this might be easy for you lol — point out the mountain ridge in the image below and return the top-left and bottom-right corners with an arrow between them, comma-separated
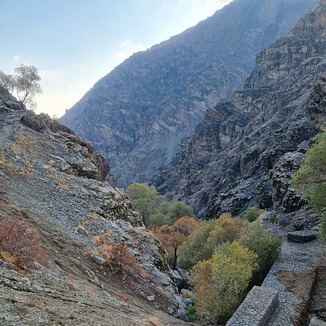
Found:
154,0 -> 326,220
61,0 -> 317,187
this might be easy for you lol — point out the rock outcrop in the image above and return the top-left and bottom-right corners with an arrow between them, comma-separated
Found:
0,96 -> 188,322
61,0 -> 317,187
154,0 -> 326,219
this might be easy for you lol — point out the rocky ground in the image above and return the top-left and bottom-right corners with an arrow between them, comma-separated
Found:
0,195 -> 190,326
0,104 -> 191,325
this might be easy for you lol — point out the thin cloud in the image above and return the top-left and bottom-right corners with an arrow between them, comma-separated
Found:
112,39 -> 145,63
40,69 -> 68,81
10,55 -> 23,70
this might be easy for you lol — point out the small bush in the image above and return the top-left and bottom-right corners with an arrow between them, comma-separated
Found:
186,305 -> 198,322
241,206 -> 263,222
0,220 -> 48,270
92,233 -> 152,287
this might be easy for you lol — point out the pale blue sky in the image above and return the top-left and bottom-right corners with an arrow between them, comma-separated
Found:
0,0 -> 232,116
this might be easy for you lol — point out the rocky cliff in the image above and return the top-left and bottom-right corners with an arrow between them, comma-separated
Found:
61,0 -> 317,187
154,0 -> 326,220
0,92 -> 190,324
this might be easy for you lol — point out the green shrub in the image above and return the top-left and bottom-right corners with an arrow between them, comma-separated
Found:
292,131 -> 326,239
186,305 -> 198,322
239,222 -> 282,272
178,220 -> 213,270
241,206 -> 263,222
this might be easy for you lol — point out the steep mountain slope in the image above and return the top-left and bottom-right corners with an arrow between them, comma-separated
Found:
154,0 -> 326,219
0,91 -> 189,324
61,0 -> 317,187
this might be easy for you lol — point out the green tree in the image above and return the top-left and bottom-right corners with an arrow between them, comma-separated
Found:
178,219 -> 214,270
178,214 -> 247,270
239,222 -> 281,273
167,200 -> 195,224
127,183 -> 158,225
191,241 -> 258,323
0,64 -> 42,109
292,131 -> 326,239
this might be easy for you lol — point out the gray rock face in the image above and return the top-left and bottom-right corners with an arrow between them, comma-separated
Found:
154,1 -> 326,218
0,94 -> 187,319
287,230 -> 318,243
21,110 -> 111,182
61,0 -> 317,187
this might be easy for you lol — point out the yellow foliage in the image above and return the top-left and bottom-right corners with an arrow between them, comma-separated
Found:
207,213 -> 248,248
191,241 -> 258,323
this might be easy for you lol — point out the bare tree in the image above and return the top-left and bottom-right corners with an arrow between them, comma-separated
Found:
0,64 -> 42,109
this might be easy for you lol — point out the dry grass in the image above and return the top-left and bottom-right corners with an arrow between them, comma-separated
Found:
145,316 -> 162,326
0,220 -> 49,270
91,232 -> 153,288
58,180 -> 69,191
91,212 -> 100,220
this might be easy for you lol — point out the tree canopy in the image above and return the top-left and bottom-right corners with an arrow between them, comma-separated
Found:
127,183 -> 195,226
292,131 -> 326,238
0,64 -> 42,109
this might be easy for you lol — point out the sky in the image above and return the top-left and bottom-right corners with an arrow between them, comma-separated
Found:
0,0 -> 233,117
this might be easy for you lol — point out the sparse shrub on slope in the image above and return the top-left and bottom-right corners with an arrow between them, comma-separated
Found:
0,220 -> 48,270
292,131 -> 326,239
241,206 -> 265,222
92,232 -> 152,287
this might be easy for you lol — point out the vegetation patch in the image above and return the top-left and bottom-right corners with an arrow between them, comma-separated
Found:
92,232 -> 153,288
0,220 -> 49,270
292,131 -> 326,240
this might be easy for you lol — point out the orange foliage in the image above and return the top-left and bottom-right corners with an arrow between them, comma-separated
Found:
0,220 -> 49,270
151,216 -> 198,269
92,233 -> 153,288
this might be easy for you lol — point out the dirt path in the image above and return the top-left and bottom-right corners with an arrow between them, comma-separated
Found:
0,107 -> 23,148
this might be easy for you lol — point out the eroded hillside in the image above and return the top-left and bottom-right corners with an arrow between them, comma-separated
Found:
0,88 -> 190,325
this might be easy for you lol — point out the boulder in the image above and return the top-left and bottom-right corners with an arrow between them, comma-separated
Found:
287,230 -> 318,243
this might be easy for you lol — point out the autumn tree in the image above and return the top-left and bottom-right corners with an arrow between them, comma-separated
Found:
178,213 -> 248,270
191,241 -> 258,323
206,213 -> 248,251
152,217 -> 198,269
0,64 -> 42,109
